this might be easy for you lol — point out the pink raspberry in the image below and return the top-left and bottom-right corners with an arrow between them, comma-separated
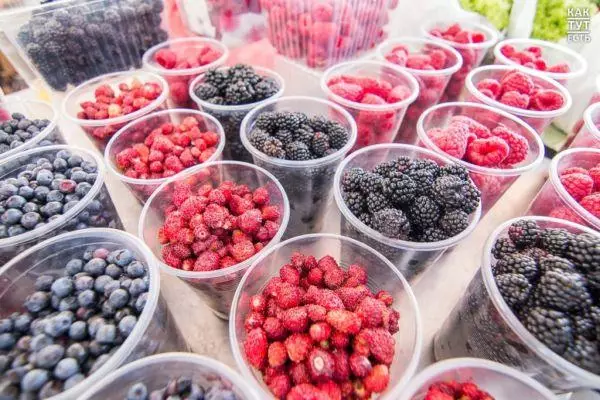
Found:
450,116 -> 491,138
500,44 -> 516,58
548,63 -> 570,73
531,89 -> 565,111
560,173 -> 593,201
428,49 -> 447,70
588,166 -> 600,190
155,49 -> 177,69
387,85 -> 412,103
561,167 -> 589,176
406,54 -> 431,70
328,82 -> 364,102
499,91 -> 530,109
427,126 -> 468,159
491,125 -> 529,165
500,70 -> 535,95
475,79 -> 502,99
581,193 -> 600,218
549,206 -> 586,225
466,137 -> 510,167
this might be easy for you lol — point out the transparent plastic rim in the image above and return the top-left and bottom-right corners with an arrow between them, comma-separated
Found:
0,228 -> 160,400
465,65 -> 573,119
188,66 -> 285,112
80,352 -> 260,400
62,70 -> 169,127
421,19 -> 500,50
240,96 -> 358,168
333,143 -> 482,251
138,160 -> 290,279
583,102 -> 600,141
0,145 -> 105,247
142,37 -> 229,77
320,60 -> 420,111
229,233 -> 423,399
416,101 -> 545,176
493,38 -> 588,81
375,37 -> 463,77
104,109 -> 226,186
482,216 -> 600,389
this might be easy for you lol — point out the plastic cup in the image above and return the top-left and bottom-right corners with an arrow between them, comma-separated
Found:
142,38 -> 229,109
398,358 -> 556,400
570,102 -> 600,149
333,144 -> 482,280
105,109 -> 226,204
376,37 -> 463,144
139,161 -> 290,319
434,216 -> 600,393
321,60 -> 419,150
0,145 -> 123,265
417,102 -> 545,214
240,96 -> 357,237
62,70 -> 169,152
0,228 -> 189,400
465,65 -> 573,134
229,233 -> 422,399
80,352 -> 259,400
189,66 -> 285,163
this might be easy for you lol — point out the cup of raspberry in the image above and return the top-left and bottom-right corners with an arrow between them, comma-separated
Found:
333,144 -> 482,280
570,103 -> 600,149
434,216 -> 600,393
63,71 -> 169,152
143,38 -> 228,109
139,161 -> 290,319
321,61 -> 419,150
105,109 -> 225,204
417,102 -> 544,214
229,233 -> 422,399
465,65 -> 572,134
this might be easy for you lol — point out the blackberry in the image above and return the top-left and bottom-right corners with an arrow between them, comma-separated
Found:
293,125 -> 315,146
563,337 -> 600,374
439,209 -> 469,237
439,164 -> 470,181
373,157 -> 411,178
371,208 -> 411,239
491,237 -> 518,260
494,253 -> 538,282
572,313 -> 596,340
565,233 -> 600,272
308,115 -> 329,133
408,196 -> 440,229
248,129 -> 269,151
419,227 -> 449,242
524,306 -> 574,355
540,228 -> 572,256
285,141 -> 311,161
255,78 -> 279,100
326,122 -> 349,149
382,172 -> 416,205
342,191 -> 365,216
536,270 -> 592,312
496,273 -> 532,308
341,168 -> 365,192
365,191 -> 390,214
508,220 -> 541,248
262,138 -> 285,159
193,83 -> 218,100
461,184 -> 482,214
432,175 -> 477,210
275,112 -> 302,132
206,96 -> 224,105
228,64 -> 257,81
204,69 -> 229,90
274,129 -> 293,146
521,247 -> 549,264
224,80 -> 256,105
407,159 -> 440,176
539,255 -> 577,275
254,112 -> 277,133
311,132 -> 330,157
360,172 -> 385,193
358,213 -> 372,227
403,168 -> 435,196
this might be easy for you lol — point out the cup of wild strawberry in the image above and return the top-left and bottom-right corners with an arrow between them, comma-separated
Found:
570,103 -> 600,149
139,161 -> 290,319
333,144 -> 482,280
229,233 -> 422,399
376,37 -> 462,144
105,109 -> 225,204
417,102 -> 544,214
465,65 -> 572,134
143,38 -> 228,109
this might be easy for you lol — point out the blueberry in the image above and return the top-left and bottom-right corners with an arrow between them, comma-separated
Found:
25,291 -> 50,313
126,261 -> 146,278
13,314 -> 32,333
63,200 -> 79,213
109,249 -> 134,267
88,340 -> 111,357
74,277 -> 93,294
129,278 -> 147,297
0,144 -> 9,153
21,369 -> 49,392
68,320 -> 87,341
21,202 -> 38,214
35,344 -> 65,368
0,226 -> 6,238
108,288 -> 130,309
0,318 -> 13,333
44,311 -> 73,337
27,125 -> 40,134
83,249 -> 94,261
87,316 -> 106,337
126,382 -> 149,400
188,384 -> 205,399
5,195 -> 25,209
75,182 -> 92,198
77,289 -> 96,308
70,170 -> 87,183
67,155 -> 83,167
36,158 -> 50,167
9,140 -> 22,149
118,315 -> 137,337
64,373 -> 85,390
0,354 -> 9,373
84,258 -> 107,276
53,357 -> 79,380
20,212 -> 41,229
39,380 -> 62,398
40,201 -> 63,217
90,354 -> 110,373
57,150 -> 71,160
54,173 -> 66,180
66,259 -> 84,276
0,131 -> 8,143
66,343 -> 87,364
51,277 -> 73,298
34,275 -> 53,292
59,296 -> 79,312
135,292 -> 149,313
49,179 -> 61,191
101,301 -> 116,318
7,225 -> 25,237
16,335 -> 31,352
95,323 -> 116,344
46,190 -> 64,203
65,193 -> 79,202
0,333 -> 15,350
11,353 -> 27,368
59,179 -> 76,194
1,208 -> 23,225
103,280 -> 121,298
53,157 -> 68,172
93,275 -> 113,293
4,178 -> 18,186
16,119 -> 31,130
17,130 -> 31,140
36,170 -> 53,186
105,264 -> 123,279
30,334 -> 52,352
50,294 -> 61,310
86,173 -> 98,184
33,186 -> 49,201
18,186 -> 34,200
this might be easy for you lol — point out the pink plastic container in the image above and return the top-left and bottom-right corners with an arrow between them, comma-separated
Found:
570,102 -> 600,149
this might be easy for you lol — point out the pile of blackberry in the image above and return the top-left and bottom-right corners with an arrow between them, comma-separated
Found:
124,376 -> 239,400
248,112 -> 349,161
492,219 -> 600,374
0,113 -> 53,155
341,157 -> 481,242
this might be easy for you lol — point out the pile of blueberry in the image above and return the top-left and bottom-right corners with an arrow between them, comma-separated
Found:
0,113 -> 53,156
0,246 -> 150,398
125,376 -> 239,400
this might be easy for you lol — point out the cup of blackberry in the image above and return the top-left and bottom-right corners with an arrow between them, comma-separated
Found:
241,96 -> 357,237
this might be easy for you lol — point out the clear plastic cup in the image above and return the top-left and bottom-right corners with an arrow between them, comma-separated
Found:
417,102 -> 545,214
527,148 -> 600,230
0,145 -> 123,264
189,66 -> 285,163
333,144 -> 482,280
434,216 -> 600,393
422,19 -> 500,102
398,358 -> 556,400
62,70 -> 169,152
465,65 -> 573,134
142,38 -> 229,109
80,352 -> 259,400
320,60 -> 419,150
570,102 -> 600,149
376,37 -> 463,144
105,109 -> 226,204
229,233 -> 422,399
240,96 -> 357,237
139,161 -> 290,319
0,228 -> 189,400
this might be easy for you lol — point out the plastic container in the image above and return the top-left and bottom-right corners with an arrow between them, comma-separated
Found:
241,96 -> 357,237
398,358 -> 556,400
105,109 -> 226,204
465,65 -> 573,134
333,144 -> 482,280
434,216 -> 600,393
139,161 -> 290,319
376,37 -> 463,144
230,233 -> 422,399
142,37 -> 229,109
0,145 -> 123,265
321,60 -> 419,150
62,70 -> 169,152
80,352 -> 259,400
417,102 -> 545,214
189,66 -> 285,162
570,102 -> 600,149
527,148 -> 600,230
0,228 -> 189,400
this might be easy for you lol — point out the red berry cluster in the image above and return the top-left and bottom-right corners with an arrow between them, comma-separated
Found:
500,44 -> 570,74
424,380 -> 495,400
559,165 -> 600,220
158,181 -> 281,271
243,252 -> 399,399
115,116 -> 220,180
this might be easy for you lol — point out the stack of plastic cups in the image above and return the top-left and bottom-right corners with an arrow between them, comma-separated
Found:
333,144 -> 482,280
417,102 -> 545,214
570,102 -> 600,149
230,234 -> 422,399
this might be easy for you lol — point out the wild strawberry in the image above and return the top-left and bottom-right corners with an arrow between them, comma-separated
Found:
335,286 -> 371,311
364,364 -> 390,393
245,311 -> 265,331
285,333 -> 313,362
349,353 -> 372,377
331,349 -> 350,381
280,264 -> 301,285
170,242 -> 192,259
231,240 -> 256,262
581,193 -> 600,218
220,256 -> 237,269
309,322 -> 332,342
330,331 -> 350,349
313,288 -> 345,311
548,63 -> 570,73
326,310 -> 362,334
355,296 -> 387,328
287,384 -> 329,400
276,282 -> 303,309
317,381 -> 342,400
323,266 -> 345,289
307,304 -> 327,322
263,317 -> 286,340
307,268 -> 324,286
229,195 -> 253,216
375,290 -> 394,306
318,255 -> 339,272
193,250 -> 220,271
252,187 -> 270,205
267,374 -> 291,398
238,209 -> 263,234
560,173 -> 593,201
346,264 -> 367,284
203,204 -> 228,229
283,306 -> 309,333
264,277 -> 283,298
267,341 -> 288,368
161,246 -> 182,268
261,205 -> 281,221
355,328 -> 396,364
244,328 -> 268,369
307,348 -> 335,382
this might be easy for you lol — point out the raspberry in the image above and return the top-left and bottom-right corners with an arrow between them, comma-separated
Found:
581,193 -> 600,218
309,322 -> 332,342
193,250 -> 220,271
427,126 -> 468,159
244,328 -> 268,369
263,317 -> 286,340
354,328 -> 395,364
285,333 -> 313,362
328,82 -> 364,102
335,286 -> 370,311
323,266 -> 345,289
356,297 -> 387,328
268,341 -> 288,367
349,354 -> 372,377
387,85 -> 413,103
406,54 -> 431,69
500,70 -> 534,95
307,348 -> 335,382
238,209 -> 263,234
531,89 -> 565,111
548,63 -> 570,73
276,282 -> 303,309
450,115 -> 491,139
560,173 -> 593,201
466,137 -> 510,167
326,310 -> 362,334
549,206 -> 586,225
268,374 -> 291,398
499,91 -> 530,109
364,364 -> 390,393
307,304 -> 327,322
283,306 -> 309,333
561,167 -> 589,176
491,125 -> 529,165
589,166 -> 600,190
475,79 -> 502,99
231,240 -> 256,262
